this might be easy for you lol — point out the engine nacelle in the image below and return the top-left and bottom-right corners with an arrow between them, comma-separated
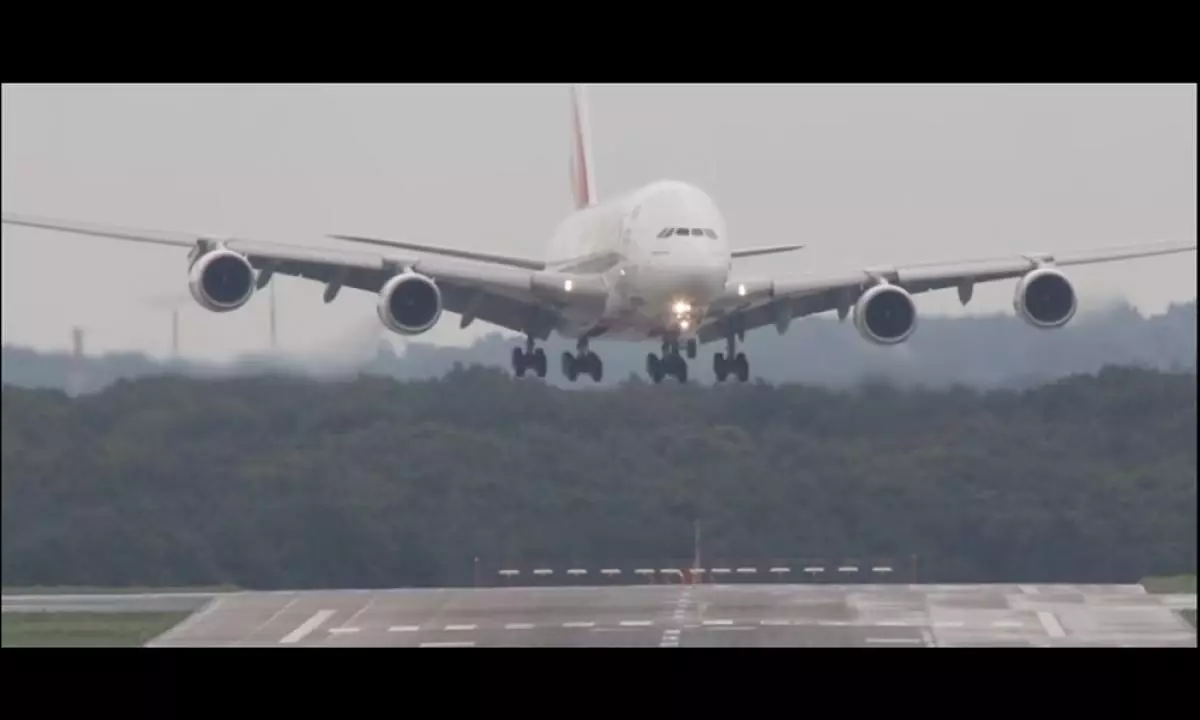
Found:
187,249 -> 256,312
1013,267 -> 1076,328
853,282 -> 918,345
377,271 -> 443,335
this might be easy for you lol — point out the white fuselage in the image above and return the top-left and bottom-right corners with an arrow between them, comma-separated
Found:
545,179 -> 731,341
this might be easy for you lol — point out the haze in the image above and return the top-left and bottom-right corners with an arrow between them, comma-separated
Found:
2,83 -> 1195,362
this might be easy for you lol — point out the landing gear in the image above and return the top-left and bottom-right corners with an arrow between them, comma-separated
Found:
512,338 -> 547,378
562,339 -> 603,382
646,339 -> 688,384
713,334 -> 749,383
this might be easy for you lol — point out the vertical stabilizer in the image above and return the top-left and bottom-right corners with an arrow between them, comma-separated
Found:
568,84 -> 598,210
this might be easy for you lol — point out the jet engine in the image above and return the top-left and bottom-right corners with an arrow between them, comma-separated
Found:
1013,267 -> 1076,328
377,271 -> 443,335
187,249 -> 256,312
853,282 -> 918,345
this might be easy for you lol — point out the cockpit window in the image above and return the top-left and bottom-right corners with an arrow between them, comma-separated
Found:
656,227 -> 718,239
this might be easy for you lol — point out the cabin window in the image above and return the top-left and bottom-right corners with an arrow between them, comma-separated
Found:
657,228 -> 673,238
703,228 -> 718,239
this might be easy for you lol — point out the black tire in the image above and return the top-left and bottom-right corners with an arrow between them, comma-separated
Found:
686,339 -> 697,359
533,348 -> 547,378
735,352 -> 749,382
646,353 -> 663,383
587,352 -> 603,382
562,351 -> 577,382
512,347 -> 526,377
713,352 -> 727,382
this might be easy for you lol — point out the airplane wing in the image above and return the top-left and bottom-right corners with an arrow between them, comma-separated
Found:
697,239 -> 1197,343
1,213 -> 606,339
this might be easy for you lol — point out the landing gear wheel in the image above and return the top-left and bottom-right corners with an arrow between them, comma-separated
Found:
733,352 -> 749,382
646,353 -> 664,384
512,347 -> 527,377
584,352 -> 603,382
562,351 -> 578,382
532,348 -> 547,378
673,355 -> 688,383
713,352 -> 729,383
686,339 -> 697,359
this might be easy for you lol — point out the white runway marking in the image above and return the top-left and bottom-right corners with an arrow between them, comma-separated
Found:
621,620 -> 652,627
445,624 -> 477,631
818,620 -> 849,626
505,623 -> 534,630
761,619 -> 790,626
703,619 -> 734,626
420,641 -> 475,648
279,609 -> 335,644
563,621 -> 595,628
866,637 -> 923,644
876,620 -> 911,626
1036,611 -> 1067,638
328,627 -> 360,634
389,625 -> 420,632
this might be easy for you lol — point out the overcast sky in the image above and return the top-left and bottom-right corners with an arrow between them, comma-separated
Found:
2,83 -> 1195,362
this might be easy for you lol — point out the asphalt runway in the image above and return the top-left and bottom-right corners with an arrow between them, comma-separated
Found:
141,583 -> 1196,647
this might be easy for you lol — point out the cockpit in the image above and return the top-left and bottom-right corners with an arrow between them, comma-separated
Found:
655,227 -> 719,239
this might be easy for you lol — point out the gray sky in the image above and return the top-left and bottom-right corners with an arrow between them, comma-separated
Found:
2,83 -> 1195,362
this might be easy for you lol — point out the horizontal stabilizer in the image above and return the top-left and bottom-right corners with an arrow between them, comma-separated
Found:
731,244 -> 805,259
329,234 -> 546,271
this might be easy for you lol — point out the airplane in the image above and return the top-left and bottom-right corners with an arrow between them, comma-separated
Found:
2,84 -> 1196,384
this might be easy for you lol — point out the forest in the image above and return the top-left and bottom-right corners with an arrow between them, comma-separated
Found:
1,364 -> 1196,589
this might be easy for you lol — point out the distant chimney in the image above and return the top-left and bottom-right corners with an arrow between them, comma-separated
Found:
68,326 -> 86,396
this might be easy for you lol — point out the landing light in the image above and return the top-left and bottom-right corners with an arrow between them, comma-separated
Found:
679,319 -> 690,330
672,300 -> 692,315
564,279 -> 573,292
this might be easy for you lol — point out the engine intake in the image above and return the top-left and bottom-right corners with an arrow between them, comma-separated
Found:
377,271 -> 443,335
853,283 -> 917,345
1013,267 -> 1076,328
188,249 -> 255,312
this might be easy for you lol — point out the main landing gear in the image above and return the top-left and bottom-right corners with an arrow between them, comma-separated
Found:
646,338 -> 695,384
512,337 -> 547,378
713,334 -> 749,383
562,338 -> 603,382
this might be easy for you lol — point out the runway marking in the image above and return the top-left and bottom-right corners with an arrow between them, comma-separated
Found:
279,609 -> 335,644
873,566 -> 894,573
420,641 -> 475,648
563,621 -> 595,628
992,620 -> 1024,628
770,567 -> 790,573
736,567 -> 757,573
838,566 -> 858,573
866,637 -> 923,644
533,569 -> 553,575
620,620 -> 653,627
238,596 -> 298,644
707,626 -> 754,631
875,620 -> 911,626
804,567 -> 824,573
329,597 -> 375,640
445,624 -> 477,631
1036,611 -> 1067,638
818,620 -> 849,626
703,619 -> 734,626
712,568 -> 731,574
505,623 -> 534,630
601,569 -> 621,575
328,627 -> 360,634
761,619 -> 791,626
920,629 -> 937,647
389,625 -> 421,632
567,569 -> 587,575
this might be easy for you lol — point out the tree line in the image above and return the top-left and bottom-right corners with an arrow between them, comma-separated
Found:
1,364 -> 1195,589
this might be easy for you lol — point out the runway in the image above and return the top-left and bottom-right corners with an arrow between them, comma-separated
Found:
141,583 -> 1197,647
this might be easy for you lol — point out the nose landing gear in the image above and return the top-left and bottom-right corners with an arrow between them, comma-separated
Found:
562,338 -> 603,382
646,338 -> 689,383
